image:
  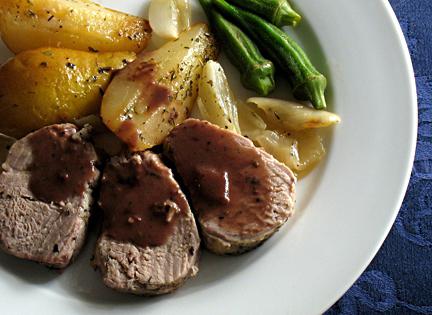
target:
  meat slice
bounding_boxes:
[164,119,296,255]
[0,124,100,268]
[94,152,200,295]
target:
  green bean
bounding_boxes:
[200,0,275,96]
[226,0,301,27]
[213,0,327,109]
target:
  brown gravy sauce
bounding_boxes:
[115,59,172,149]
[28,125,97,203]
[166,119,274,236]
[127,59,172,112]
[100,153,187,247]
[117,120,139,150]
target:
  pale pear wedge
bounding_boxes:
[101,24,218,151]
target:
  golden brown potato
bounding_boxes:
[101,24,218,151]
[0,0,151,53]
[0,47,136,138]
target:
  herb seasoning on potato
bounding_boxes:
[0,0,152,53]
[0,48,136,137]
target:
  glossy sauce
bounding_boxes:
[128,59,172,112]
[117,120,139,149]
[114,59,173,150]
[165,119,283,237]
[100,152,187,247]
[28,125,98,203]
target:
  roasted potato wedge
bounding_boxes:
[0,48,136,138]
[0,0,151,53]
[101,24,218,151]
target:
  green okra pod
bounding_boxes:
[200,0,275,96]
[226,0,301,27]
[213,0,327,109]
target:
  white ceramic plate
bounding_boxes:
[0,0,417,314]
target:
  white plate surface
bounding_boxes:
[0,0,417,314]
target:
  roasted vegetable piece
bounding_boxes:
[149,0,191,40]
[235,101,326,175]
[252,130,299,172]
[101,24,218,151]
[191,60,241,133]
[248,97,341,130]
[0,48,136,138]
[0,0,152,53]
[226,0,301,27]
[253,129,326,174]
[213,0,328,109]
[200,0,275,96]
[237,101,267,136]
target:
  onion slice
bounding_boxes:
[148,0,191,40]
[247,97,341,131]
[192,60,241,134]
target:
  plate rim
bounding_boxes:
[0,0,419,313]
[321,0,418,312]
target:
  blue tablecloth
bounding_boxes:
[327,1,432,314]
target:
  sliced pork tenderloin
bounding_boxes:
[94,151,200,295]
[164,119,296,255]
[0,124,100,268]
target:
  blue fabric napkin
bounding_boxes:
[327,0,432,314]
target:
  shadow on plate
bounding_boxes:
[55,230,256,306]
[0,251,58,284]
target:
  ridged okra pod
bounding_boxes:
[200,0,275,96]
[213,0,327,109]
[226,0,302,27]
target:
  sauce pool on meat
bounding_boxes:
[99,153,187,248]
[165,119,287,238]
[28,124,98,203]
